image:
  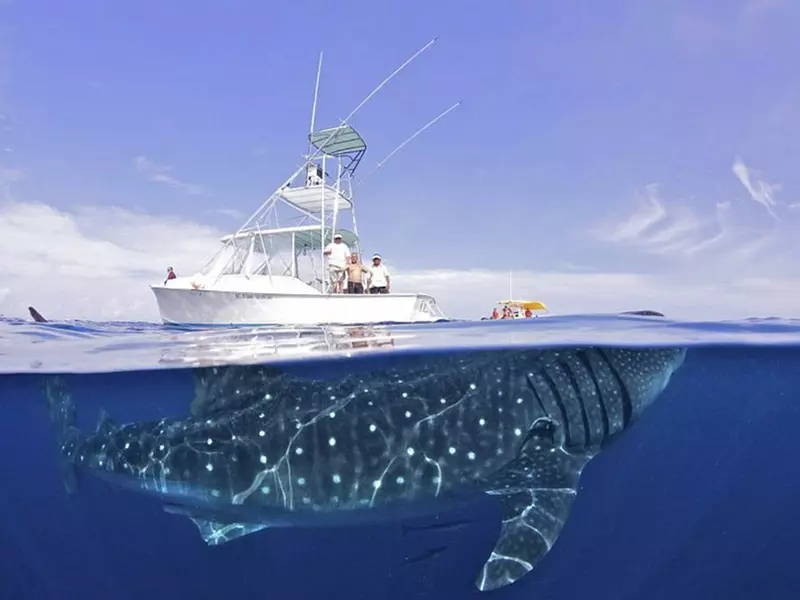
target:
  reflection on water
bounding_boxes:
[159,325,399,368]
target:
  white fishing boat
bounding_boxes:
[151,40,452,326]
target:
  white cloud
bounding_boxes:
[0,200,222,320]
[593,185,722,258]
[0,194,798,322]
[205,207,245,220]
[594,162,800,273]
[732,156,781,219]
[134,156,207,196]
[598,184,666,243]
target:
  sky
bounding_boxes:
[1,0,799,321]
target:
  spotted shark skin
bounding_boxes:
[45,344,686,592]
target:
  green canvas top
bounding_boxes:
[226,227,359,253]
[309,125,367,156]
[293,227,359,251]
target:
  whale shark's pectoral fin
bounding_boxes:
[163,504,269,545]
[188,517,269,545]
[474,418,594,592]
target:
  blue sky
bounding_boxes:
[1,0,799,320]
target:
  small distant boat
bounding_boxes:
[482,300,548,320]
[481,271,549,319]
[500,300,548,313]
[150,41,456,327]
[500,300,548,316]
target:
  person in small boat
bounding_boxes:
[524,308,533,318]
[164,266,177,285]
[366,254,390,294]
[346,252,368,294]
[323,233,350,293]
[491,308,499,320]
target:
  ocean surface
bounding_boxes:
[1,313,799,599]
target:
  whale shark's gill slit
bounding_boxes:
[559,360,590,448]
[537,369,573,447]
[524,376,548,418]
[403,546,449,565]
[575,351,610,439]
[595,349,633,427]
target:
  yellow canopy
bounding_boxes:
[498,300,548,311]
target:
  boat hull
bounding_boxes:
[150,286,447,326]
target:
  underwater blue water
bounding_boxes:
[1,314,800,599]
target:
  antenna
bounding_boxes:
[229,37,439,238]
[358,100,462,184]
[307,51,324,156]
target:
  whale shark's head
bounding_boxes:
[614,346,687,415]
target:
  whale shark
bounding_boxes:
[45,343,686,591]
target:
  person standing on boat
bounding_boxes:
[346,252,368,294]
[164,266,177,285]
[323,233,350,293]
[367,254,391,294]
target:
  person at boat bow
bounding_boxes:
[164,266,177,285]
[367,254,390,294]
[346,253,368,294]
[323,233,350,293]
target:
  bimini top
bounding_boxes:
[223,226,360,253]
[294,227,359,251]
[498,300,549,311]
[309,125,367,156]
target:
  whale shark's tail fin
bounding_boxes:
[43,376,82,493]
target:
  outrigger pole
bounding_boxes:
[358,100,462,184]
[307,51,324,157]
[229,36,439,239]
[349,100,461,249]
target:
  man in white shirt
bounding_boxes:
[323,233,350,293]
[367,254,391,294]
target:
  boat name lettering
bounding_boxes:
[234,293,262,299]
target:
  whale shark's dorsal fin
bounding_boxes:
[96,409,117,436]
[28,306,47,322]
[474,417,594,592]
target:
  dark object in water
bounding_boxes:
[621,310,665,317]
[28,306,47,323]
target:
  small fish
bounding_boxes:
[45,343,686,592]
